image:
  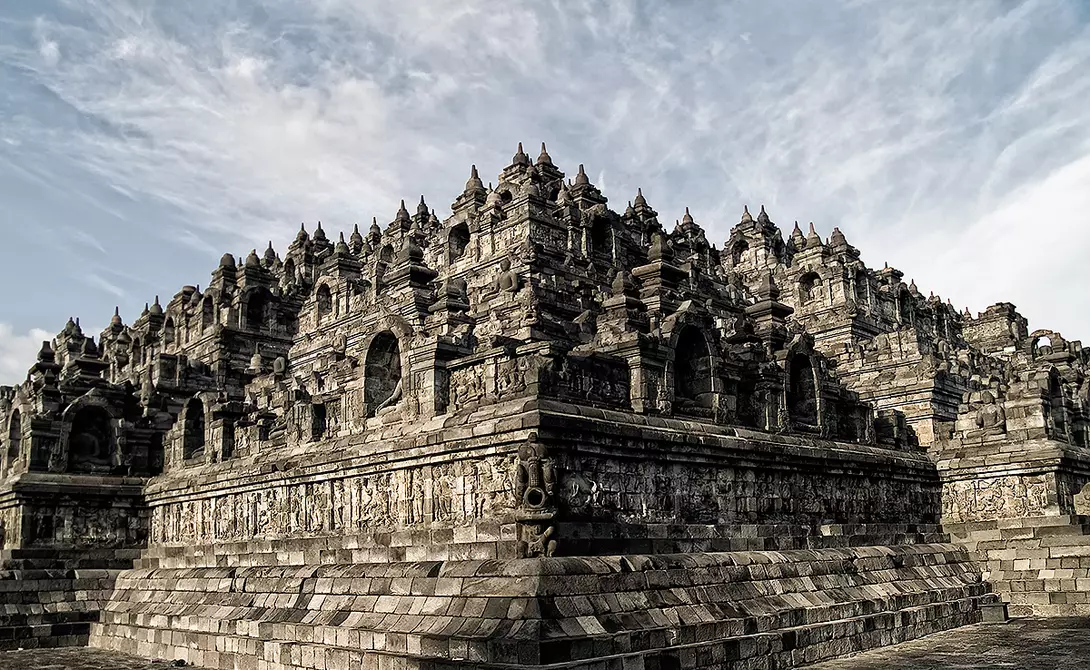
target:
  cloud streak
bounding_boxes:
[1,0,1089,383]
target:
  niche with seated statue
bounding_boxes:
[589,216,614,260]
[245,288,271,331]
[365,332,402,417]
[672,325,715,416]
[5,410,21,475]
[787,353,819,429]
[798,272,821,306]
[448,223,470,264]
[1047,371,1068,441]
[67,405,116,473]
[315,284,333,323]
[731,239,749,267]
[182,398,206,461]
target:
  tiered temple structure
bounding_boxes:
[1,144,1088,669]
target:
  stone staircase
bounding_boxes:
[0,548,139,650]
[89,543,995,670]
[946,514,1090,616]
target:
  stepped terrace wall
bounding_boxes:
[138,398,946,568]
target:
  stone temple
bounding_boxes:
[1,143,1088,669]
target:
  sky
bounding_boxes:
[1,0,1089,385]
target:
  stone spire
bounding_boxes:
[536,142,553,166]
[313,221,328,245]
[740,205,753,224]
[574,164,590,186]
[512,141,530,166]
[805,222,823,249]
[464,165,485,194]
[757,205,771,224]
[349,224,364,252]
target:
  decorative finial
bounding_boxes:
[682,207,694,225]
[575,163,589,186]
[512,141,530,166]
[740,205,753,223]
[537,142,553,165]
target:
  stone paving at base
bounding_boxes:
[0,646,195,670]
[0,618,1086,670]
[808,617,1090,669]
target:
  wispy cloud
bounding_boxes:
[0,323,50,385]
[0,0,1089,384]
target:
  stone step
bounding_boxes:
[89,593,995,670]
[0,622,92,651]
[88,544,994,669]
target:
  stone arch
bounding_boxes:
[1033,335,1055,359]
[283,258,296,282]
[5,409,21,475]
[934,306,949,340]
[590,216,613,258]
[731,239,749,266]
[245,287,271,330]
[162,317,176,344]
[1048,370,1067,440]
[448,222,471,264]
[898,288,914,326]
[68,405,115,473]
[787,351,819,428]
[316,284,333,322]
[798,272,821,305]
[131,336,143,366]
[672,325,715,413]
[182,397,206,461]
[201,295,215,329]
[364,331,402,417]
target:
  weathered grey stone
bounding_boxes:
[1,145,1089,667]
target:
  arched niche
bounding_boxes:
[316,284,333,322]
[245,288,271,330]
[1033,335,1054,359]
[131,336,143,366]
[201,295,215,329]
[787,352,819,428]
[162,317,176,344]
[68,405,115,473]
[5,410,21,474]
[183,398,206,461]
[590,216,613,259]
[799,272,821,305]
[731,239,749,266]
[448,223,470,264]
[898,289,914,326]
[364,331,402,417]
[673,325,714,413]
[1048,371,1067,439]
[283,258,296,282]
